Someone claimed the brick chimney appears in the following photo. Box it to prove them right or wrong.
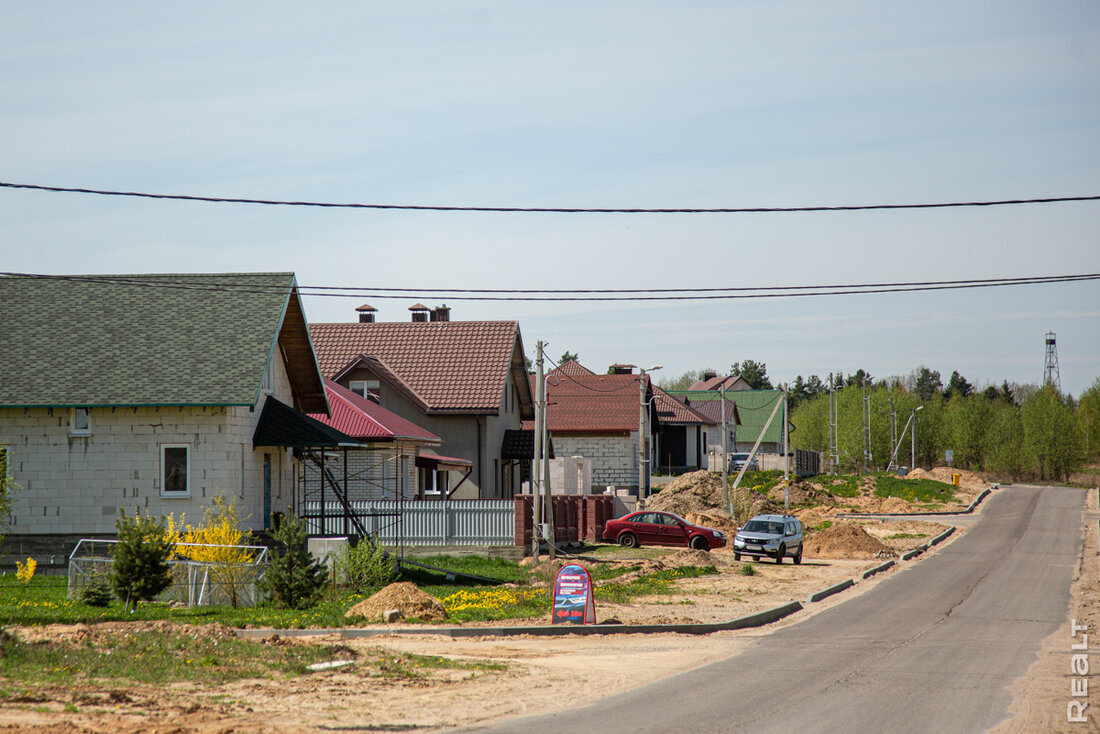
[430,305,451,322]
[355,303,377,323]
[703,370,717,381]
[610,363,636,375]
[409,303,429,322]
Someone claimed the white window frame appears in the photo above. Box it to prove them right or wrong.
[69,407,92,436]
[418,467,448,496]
[349,379,381,403]
[161,443,191,497]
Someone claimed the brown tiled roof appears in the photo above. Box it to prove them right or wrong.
[549,359,596,377]
[310,321,527,414]
[653,386,713,425]
[528,372,647,433]
[687,375,752,391]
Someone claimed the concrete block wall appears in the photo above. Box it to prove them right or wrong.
[551,434,637,489]
[547,456,592,494]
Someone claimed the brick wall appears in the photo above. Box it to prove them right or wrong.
[551,434,638,489]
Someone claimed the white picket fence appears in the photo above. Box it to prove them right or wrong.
[302,499,516,546]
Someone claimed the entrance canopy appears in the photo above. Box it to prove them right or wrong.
[253,397,364,448]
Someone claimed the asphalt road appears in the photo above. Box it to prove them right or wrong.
[465,485,1085,734]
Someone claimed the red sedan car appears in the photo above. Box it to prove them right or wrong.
[602,511,727,550]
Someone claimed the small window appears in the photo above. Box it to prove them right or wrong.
[418,468,449,495]
[161,444,190,497]
[349,380,381,404]
[69,407,91,436]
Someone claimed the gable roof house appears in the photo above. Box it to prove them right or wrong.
[651,386,717,474]
[0,272,351,556]
[667,389,789,455]
[309,305,534,499]
[528,361,661,494]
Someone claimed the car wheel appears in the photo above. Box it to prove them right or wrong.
[619,533,638,549]
[793,546,803,565]
[775,544,785,564]
[690,536,709,551]
[733,553,741,561]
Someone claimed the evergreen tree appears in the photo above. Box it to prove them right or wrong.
[913,366,942,402]
[111,508,174,612]
[259,512,328,609]
[945,371,974,399]
[732,359,772,389]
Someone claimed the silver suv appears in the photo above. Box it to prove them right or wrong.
[733,514,803,564]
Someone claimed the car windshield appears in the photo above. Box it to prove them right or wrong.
[744,520,784,534]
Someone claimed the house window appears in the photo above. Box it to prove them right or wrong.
[418,468,449,495]
[350,380,381,403]
[70,407,91,436]
[161,444,190,497]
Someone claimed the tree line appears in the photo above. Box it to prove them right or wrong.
[788,372,1099,482]
[659,360,1098,482]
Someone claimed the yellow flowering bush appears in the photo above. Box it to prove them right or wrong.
[167,496,256,608]
[16,557,36,583]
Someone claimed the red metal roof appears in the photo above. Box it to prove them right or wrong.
[309,380,440,443]
[310,321,527,414]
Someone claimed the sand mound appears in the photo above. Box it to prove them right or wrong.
[650,470,780,519]
[650,471,725,515]
[345,582,449,622]
[767,483,836,507]
[905,467,987,492]
[796,508,829,530]
[684,511,739,538]
[804,523,893,559]
[664,548,719,568]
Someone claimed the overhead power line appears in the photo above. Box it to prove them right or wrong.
[1,180,1099,214]
[2,272,1097,302]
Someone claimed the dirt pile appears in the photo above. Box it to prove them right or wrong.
[804,523,893,559]
[602,548,722,585]
[650,471,725,515]
[345,581,449,622]
[767,483,836,507]
[650,470,780,519]
[906,466,987,491]
[684,511,739,538]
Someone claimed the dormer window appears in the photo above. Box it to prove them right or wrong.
[350,380,381,404]
[70,408,91,436]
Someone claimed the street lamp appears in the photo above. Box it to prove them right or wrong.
[639,365,662,501]
[911,405,924,470]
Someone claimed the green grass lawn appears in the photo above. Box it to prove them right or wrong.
[873,475,957,504]
[0,552,719,628]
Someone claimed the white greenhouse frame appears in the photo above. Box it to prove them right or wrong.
[67,539,270,608]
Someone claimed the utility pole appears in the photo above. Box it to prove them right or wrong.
[782,388,790,510]
[637,365,662,503]
[862,379,871,474]
[828,373,839,475]
[720,386,729,513]
[541,348,555,559]
[888,397,897,472]
[910,405,923,470]
[531,341,543,560]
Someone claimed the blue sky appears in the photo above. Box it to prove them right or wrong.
[2,2,1098,395]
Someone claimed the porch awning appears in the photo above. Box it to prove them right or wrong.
[500,429,555,460]
[253,397,365,448]
[415,454,473,472]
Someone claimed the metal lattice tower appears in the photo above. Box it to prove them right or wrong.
[1043,331,1061,392]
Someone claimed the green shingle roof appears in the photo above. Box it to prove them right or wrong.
[667,389,788,443]
[0,273,317,408]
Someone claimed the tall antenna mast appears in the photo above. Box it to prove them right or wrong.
[1043,331,1061,393]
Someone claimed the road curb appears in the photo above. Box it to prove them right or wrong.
[928,527,955,546]
[805,578,855,603]
[861,560,895,579]
[834,484,994,519]
[900,547,923,561]
[239,601,806,640]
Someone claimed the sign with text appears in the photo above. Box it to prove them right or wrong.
[552,563,596,625]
